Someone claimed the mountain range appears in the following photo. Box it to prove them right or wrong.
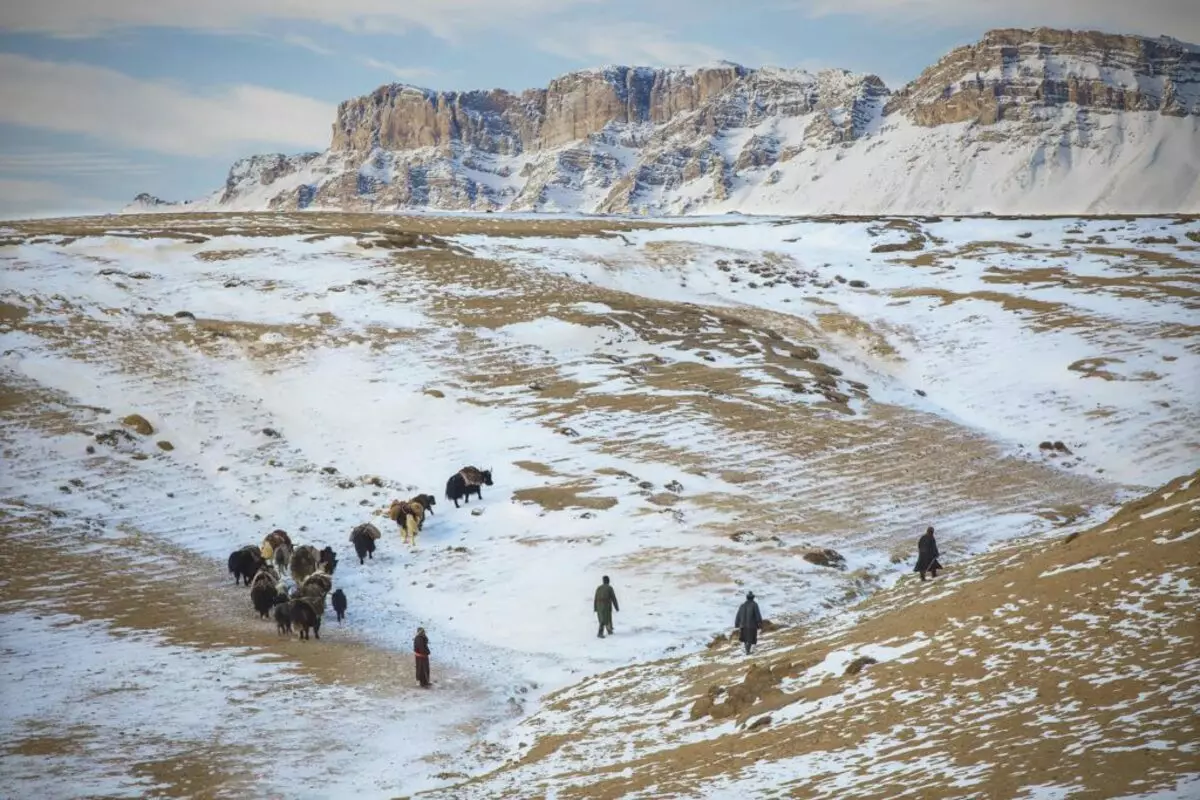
[127,27,1200,216]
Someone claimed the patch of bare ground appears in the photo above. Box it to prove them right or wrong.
[428,471,1200,799]
[1,211,688,245]
[511,484,619,512]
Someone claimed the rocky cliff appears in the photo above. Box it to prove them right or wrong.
[128,28,1200,216]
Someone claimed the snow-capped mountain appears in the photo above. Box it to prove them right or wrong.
[128,28,1200,216]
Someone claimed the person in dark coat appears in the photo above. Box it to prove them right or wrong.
[915,526,941,581]
[413,627,431,688]
[735,592,762,655]
[594,575,619,638]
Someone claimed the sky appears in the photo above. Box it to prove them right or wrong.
[0,1,1196,217]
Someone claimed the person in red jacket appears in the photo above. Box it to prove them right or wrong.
[414,627,431,688]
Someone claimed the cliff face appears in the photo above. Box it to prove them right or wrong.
[886,27,1200,125]
[328,64,749,155]
[128,28,1200,216]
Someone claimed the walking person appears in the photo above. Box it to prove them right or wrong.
[735,591,762,656]
[915,526,942,581]
[413,626,431,688]
[594,575,619,638]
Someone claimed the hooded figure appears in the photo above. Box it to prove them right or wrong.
[414,627,431,688]
[735,592,763,655]
[915,526,941,581]
[594,576,619,638]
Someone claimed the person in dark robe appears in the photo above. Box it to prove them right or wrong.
[735,592,762,655]
[414,626,431,688]
[594,575,619,638]
[915,526,941,581]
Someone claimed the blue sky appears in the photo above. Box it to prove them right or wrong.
[0,0,1195,216]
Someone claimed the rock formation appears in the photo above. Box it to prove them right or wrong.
[126,28,1200,216]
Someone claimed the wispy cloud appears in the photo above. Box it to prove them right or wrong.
[537,22,730,67]
[281,33,336,57]
[0,0,597,41]
[0,54,334,157]
[0,150,161,176]
[358,58,440,83]
[791,0,1200,42]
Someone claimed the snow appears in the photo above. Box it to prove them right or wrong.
[453,216,1200,488]
[3,216,1197,797]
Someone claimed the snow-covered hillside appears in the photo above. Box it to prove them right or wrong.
[127,28,1200,216]
[2,211,1197,797]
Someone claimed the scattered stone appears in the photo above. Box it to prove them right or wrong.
[1016,232,1033,239]
[131,453,149,461]
[128,271,152,280]
[336,479,356,490]
[790,346,819,361]
[173,311,195,320]
[121,414,154,436]
[848,279,869,289]
[844,656,878,676]
[359,499,371,506]
[223,279,244,288]
[352,278,372,286]
[1053,441,1072,454]
[85,445,95,454]
[665,480,684,493]
[579,511,595,520]
[1038,441,1055,451]
[528,382,545,392]
[423,388,446,398]
[261,427,281,438]
[471,508,484,516]
[834,275,847,284]
[217,466,229,472]
[746,715,772,732]
[803,548,847,569]
[425,583,434,589]
[97,268,124,276]
[637,481,654,490]
[366,476,384,487]
[95,429,135,447]
[558,426,580,437]
[59,485,72,493]
[322,466,338,474]
[329,285,347,293]
[166,492,174,498]
[699,353,716,362]
[915,389,927,397]
[156,440,174,451]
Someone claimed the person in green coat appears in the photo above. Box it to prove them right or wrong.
[594,575,619,638]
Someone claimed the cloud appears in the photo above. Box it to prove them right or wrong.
[358,58,440,83]
[0,0,596,42]
[537,22,730,66]
[281,33,336,57]
[0,151,161,176]
[0,178,116,218]
[0,54,334,158]
[792,0,1200,43]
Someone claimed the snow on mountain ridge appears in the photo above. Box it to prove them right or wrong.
[124,27,1200,216]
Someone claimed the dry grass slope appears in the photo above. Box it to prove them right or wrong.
[426,471,1200,799]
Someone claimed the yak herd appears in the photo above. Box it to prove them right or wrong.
[226,466,495,642]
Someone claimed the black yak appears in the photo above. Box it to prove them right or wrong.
[445,466,493,508]
[251,582,284,619]
[274,599,293,636]
[331,588,347,623]
[290,544,319,584]
[301,571,332,598]
[318,546,338,575]
[227,545,263,586]
[350,523,380,564]
[290,597,321,640]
